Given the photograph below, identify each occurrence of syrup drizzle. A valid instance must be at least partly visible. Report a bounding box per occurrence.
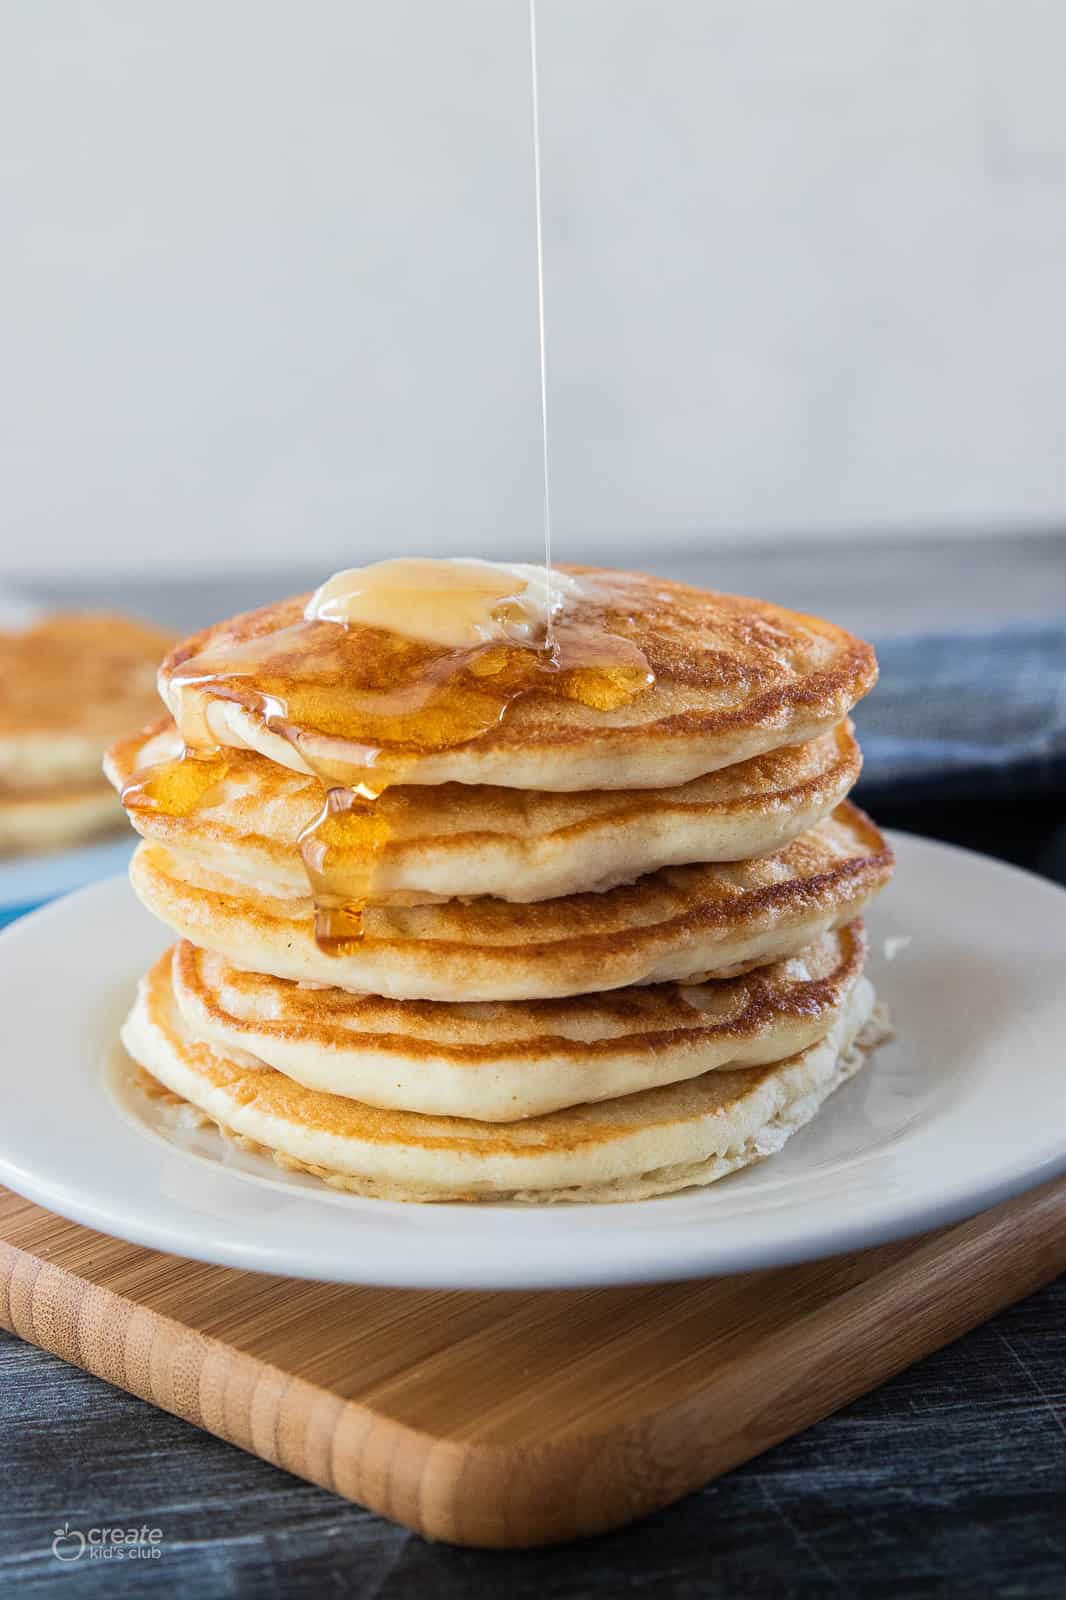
[123,593,654,947]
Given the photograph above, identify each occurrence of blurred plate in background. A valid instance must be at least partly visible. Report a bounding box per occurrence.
[0,834,136,929]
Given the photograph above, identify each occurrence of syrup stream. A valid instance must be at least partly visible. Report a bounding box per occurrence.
[528,0,555,653]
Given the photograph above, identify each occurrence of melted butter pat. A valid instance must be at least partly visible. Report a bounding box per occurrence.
[306,558,581,648]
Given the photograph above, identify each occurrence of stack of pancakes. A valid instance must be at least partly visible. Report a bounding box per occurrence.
[109,566,894,1203]
[0,613,174,855]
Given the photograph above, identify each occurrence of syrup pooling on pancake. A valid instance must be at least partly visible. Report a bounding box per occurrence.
[124,561,654,946]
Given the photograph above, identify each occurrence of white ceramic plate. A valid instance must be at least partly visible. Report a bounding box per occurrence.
[0,831,1064,1289]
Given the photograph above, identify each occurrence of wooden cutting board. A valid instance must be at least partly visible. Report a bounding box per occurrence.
[3,1178,1065,1549]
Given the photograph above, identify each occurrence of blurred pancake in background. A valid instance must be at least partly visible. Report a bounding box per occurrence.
[0,613,174,855]
[0,782,128,855]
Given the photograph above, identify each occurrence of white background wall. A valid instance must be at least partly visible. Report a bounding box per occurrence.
[3,0,1065,576]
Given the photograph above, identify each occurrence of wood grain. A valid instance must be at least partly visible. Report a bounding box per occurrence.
[2,1179,1066,1549]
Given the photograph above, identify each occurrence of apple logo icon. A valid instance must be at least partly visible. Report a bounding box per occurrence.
[51,1523,86,1562]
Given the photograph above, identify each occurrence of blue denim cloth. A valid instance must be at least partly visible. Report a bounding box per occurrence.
[854,620,1066,803]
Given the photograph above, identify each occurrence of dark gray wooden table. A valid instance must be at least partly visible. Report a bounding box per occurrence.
[3,1275,1066,1597]
[2,536,1065,1597]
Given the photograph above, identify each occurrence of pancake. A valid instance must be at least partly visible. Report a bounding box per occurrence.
[0,613,174,791]
[128,802,893,1001]
[0,780,125,855]
[157,568,877,791]
[106,718,862,904]
[171,922,867,1119]
[122,947,883,1202]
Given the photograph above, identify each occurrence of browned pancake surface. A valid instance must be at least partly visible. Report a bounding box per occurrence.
[129,803,893,999]
[107,717,862,900]
[157,569,877,787]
